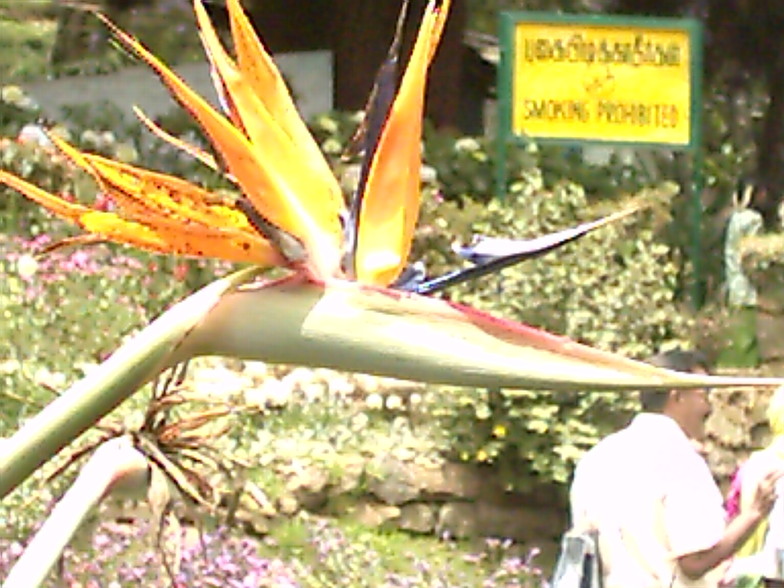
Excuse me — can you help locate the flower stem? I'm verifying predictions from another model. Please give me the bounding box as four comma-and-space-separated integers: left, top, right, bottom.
2, 436, 149, 588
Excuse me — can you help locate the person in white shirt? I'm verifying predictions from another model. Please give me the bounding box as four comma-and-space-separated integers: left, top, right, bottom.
569, 349, 782, 588
729, 385, 784, 579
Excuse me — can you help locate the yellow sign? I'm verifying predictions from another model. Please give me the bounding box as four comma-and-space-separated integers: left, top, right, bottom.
513, 22, 693, 145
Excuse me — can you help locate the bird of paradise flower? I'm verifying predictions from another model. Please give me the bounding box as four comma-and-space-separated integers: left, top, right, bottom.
0, 0, 781, 395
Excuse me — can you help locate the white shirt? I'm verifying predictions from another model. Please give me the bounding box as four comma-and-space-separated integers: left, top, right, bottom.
731, 440, 784, 578
570, 413, 728, 588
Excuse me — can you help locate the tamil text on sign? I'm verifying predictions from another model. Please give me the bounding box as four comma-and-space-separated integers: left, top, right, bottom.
513, 21, 693, 145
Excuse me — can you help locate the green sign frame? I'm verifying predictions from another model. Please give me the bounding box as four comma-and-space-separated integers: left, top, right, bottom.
496, 11, 706, 306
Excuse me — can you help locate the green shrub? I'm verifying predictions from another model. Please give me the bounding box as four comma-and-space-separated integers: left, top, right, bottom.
0, 236, 207, 421
0, 85, 41, 136
0, 95, 696, 489
412, 181, 693, 485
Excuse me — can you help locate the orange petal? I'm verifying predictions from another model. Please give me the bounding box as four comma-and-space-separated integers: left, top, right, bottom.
99, 13, 342, 279
354, 0, 451, 286
0, 170, 280, 265
225, 0, 337, 182
84, 155, 252, 231
97, 16, 268, 215
51, 135, 251, 240
0, 170, 88, 222
49, 134, 165, 220
194, 0, 345, 273
80, 210, 280, 263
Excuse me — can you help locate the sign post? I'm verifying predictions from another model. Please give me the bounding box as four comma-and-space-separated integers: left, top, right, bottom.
496, 12, 704, 306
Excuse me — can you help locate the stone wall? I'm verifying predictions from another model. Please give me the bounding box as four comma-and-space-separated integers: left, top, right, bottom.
231, 443, 567, 563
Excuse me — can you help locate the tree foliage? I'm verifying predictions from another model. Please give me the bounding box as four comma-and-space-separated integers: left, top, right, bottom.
605, 0, 784, 227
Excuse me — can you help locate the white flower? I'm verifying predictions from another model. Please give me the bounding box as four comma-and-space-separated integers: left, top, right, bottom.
264, 379, 292, 408
80, 129, 101, 146
454, 137, 480, 153
1, 85, 23, 102
365, 392, 384, 410
16, 254, 38, 279
243, 360, 269, 381
385, 394, 403, 411
420, 165, 438, 184
17, 124, 50, 147
100, 131, 117, 147
327, 375, 355, 398
315, 115, 339, 133
243, 386, 267, 408
0, 360, 19, 375
321, 138, 342, 155
351, 412, 369, 430
301, 382, 326, 402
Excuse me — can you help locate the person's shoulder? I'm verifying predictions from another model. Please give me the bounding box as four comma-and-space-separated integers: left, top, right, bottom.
738, 446, 784, 489
739, 446, 778, 475
576, 428, 628, 470
585, 428, 625, 452
740, 449, 767, 474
